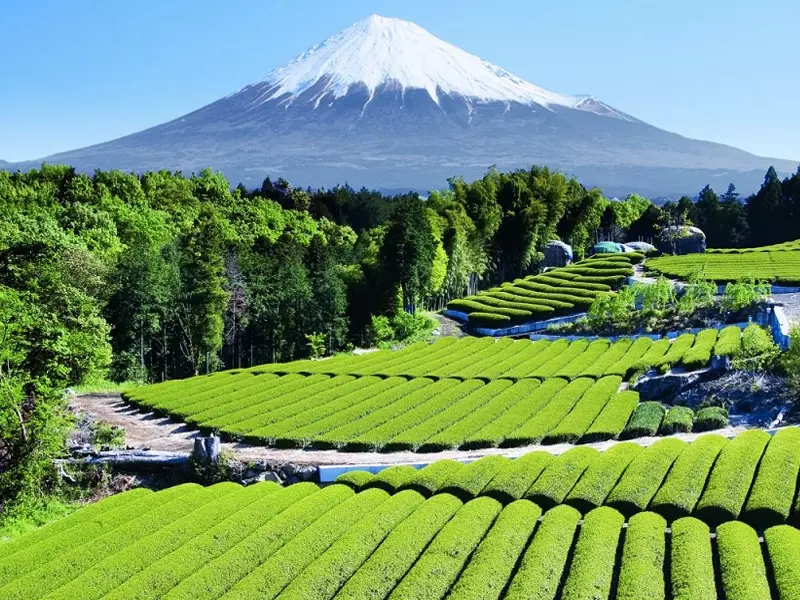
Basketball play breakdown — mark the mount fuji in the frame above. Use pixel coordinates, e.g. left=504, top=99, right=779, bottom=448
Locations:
left=8, top=15, right=797, bottom=196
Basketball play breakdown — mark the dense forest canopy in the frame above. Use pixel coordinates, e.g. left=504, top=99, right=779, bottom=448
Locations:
left=0, top=161, right=798, bottom=507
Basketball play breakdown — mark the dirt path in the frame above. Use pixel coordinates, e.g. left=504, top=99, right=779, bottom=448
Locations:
left=70, top=394, right=749, bottom=467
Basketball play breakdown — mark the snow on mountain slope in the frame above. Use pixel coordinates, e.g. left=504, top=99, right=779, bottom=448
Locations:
left=256, top=14, right=580, bottom=109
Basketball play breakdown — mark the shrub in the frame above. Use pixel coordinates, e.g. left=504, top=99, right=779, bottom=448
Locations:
left=565, top=442, right=642, bottom=513
left=654, top=333, right=696, bottom=371
left=503, top=378, right=595, bottom=446
left=334, top=494, right=463, bottom=600
left=219, top=488, right=389, bottom=600
left=481, top=451, right=554, bottom=504
left=560, top=506, right=625, bottom=600
left=616, top=512, right=667, bottom=600
left=695, top=429, right=771, bottom=525
left=447, top=500, right=542, bottom=600
left=619, top=402, right=665, bottom=439
left=102, top=483, right=313, bottom=600
left=670, top=517, right=716, bottom=600
left=503, top=504, right=581, bottom=600
left=648, top=434, right=727, bottom=521
left=605, top=438, right=687, bottom=517
left=526, top=447, right=599, bottom=509
left=276, top=490, right=424, bottom=600
left=543, top=376, right=622, bottom=444
left=399, top=460, right=466, bottom=497
left=581, top=391, right=639, bottom=442
left=716, top=521, right=772, bottom=600
left=386, top=497, right=502, bottom=600
left=693, top=406, right=729, bottom=431
left=681, top=329, right=718, bottom=370
left=463, top=379, right=565, bottom=448
left=763, top=525, right=800, bottom=600
left=439, top=456, right=511, bottom=501
left=714, top=326, right=743, bottom=357
left=658, top=406, right=694, bottom=434
left=467, top=312, right=512, bottom=328
left=734, top=324, right=779, bottom=372
left=364, top=465, right=419, bottom=493
left=742, top=427, right=800, bottom=528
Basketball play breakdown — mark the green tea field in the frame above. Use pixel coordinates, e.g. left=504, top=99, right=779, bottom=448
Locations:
left=123, top=331, right=740, bottom=451
left=3, top=429, right=800, bottom=600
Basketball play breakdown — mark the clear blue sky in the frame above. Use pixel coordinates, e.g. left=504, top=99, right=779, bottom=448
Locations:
left=1, top=0, right=797, bottom=162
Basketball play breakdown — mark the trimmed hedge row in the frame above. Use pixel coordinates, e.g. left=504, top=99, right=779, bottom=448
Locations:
left=716, top=520, right=772, bottom=600
left=695, top=429, right=771, bottom=525
left=681, top=329, right=718, bottom=370
left=620, top=401, right=666, bottom=438
left=387, top=497, right=502, bottom=600
left=581, top=391, right=640, bottom=442
left=481, top=451, right=554, bottom=504
left=543, top=375, right=622, bottom=444
left=526, top=447, right=599, bottom=509
left=693, top=406, right=729, bottom=432
left=605, top=438, right=687, bottom=517
left=9, top=477, right=800, bottom=599
left=742, top=427, right=800, bottom=528
left=649, top=434, right=727, bottom=521
left=560, top=506, right=625, bottom=600
left=714, top=325, right=743, bottom=357
left=504, top=504, right=581, bottom=600
left=565, top=442, right=642, bottom=513
left=659, top=405, right=694, bottom=434
left=447, top=500, right=541, bottom=600
left=670, top=517, right=717, bottom=600
left=439, top=456, right=511, bottom=501
left=616, top=511, right=667, bottom=600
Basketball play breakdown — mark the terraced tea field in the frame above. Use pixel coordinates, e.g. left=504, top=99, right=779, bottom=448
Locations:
left=446, top=253, right=641, bottom=327
left=339, top=428, right=800, bottom=528
left=647, top=246, right=800, bottom=285
left=3, top=433, right=800, bottom=600
left=123, top=330, right=740, bottom=451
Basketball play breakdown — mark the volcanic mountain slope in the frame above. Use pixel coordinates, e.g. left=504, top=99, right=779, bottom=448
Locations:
left=8, top=15, right=797, bottom=196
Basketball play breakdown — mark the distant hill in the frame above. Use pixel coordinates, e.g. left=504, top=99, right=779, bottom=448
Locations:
left=7, top=15, right=797, bottom=197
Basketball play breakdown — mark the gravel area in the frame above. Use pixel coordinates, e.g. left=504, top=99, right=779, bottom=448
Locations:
left=774, top=292, right=800, bottom=325
left=70, top=394, right=749, bottom=467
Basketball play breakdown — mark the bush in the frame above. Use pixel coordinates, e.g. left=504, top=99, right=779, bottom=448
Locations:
left=543, top=376, right=622, bottom=444
left=364, top=465, right=419, bottom=492
left=734, top=324, right=779, bottom=372
left=670, top=517, right=716, bottom=600
left=649, top=434, right=727, bottom=521
left=481, top=451, right=554, bottom=504
left=447, top=500, right=541, bottom=600
left=439, top=456, right=510, bottom=501
left=335, top=494, right=464, bottom=600
left=467, top=312, right=512, bottom=328
left=620, top=402, right=665, bottom=439
left=695, top=429, right=771, bottom=525
left=616, top=512, right=667, bottom=600
left=693, top=406, right=729, bottom=431
left=526, top=447, right=599, bottom=509
left=580, top=391, right=639, bottom=442
left=560, top=506, right=625, bottom=600
left=681, top=329, right=718, bottom=370
left=277, top=490, right=424, bottom=600
left=658, top=406, right=694, bottom=434
left=714, top=326, right=743, bottom=357
left=742, top=427, right=800, bottom=528
left=716, top=521, right=772, bottom=600
left=503, top=504, right=581, bottom=600
left=387, top=497, right=502, bottom=600
left=399, top=459, right=465, bottom=497
left=335, top=470, right=374, bottom=491
left=605, top=438, right=687, bottom=517
left=763, top=525, right=800, bottom=600
left=565, top=443, right=642, bottom=513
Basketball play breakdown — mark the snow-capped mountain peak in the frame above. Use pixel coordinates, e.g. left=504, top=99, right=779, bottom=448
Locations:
left=258, top=14, right=581, bottom=109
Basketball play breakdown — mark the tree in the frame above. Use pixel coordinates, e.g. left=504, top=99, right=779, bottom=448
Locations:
left=174, top=208, right=229, bottom=376
left=747, top=167, right=784, bottom=245
left=379, top=195, right=436, bottom=313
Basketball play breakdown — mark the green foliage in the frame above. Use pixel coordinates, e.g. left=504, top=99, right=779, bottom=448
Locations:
left=620, top=401, right=665, bottom=438
left=763, top=525, right=800, bottom=600
left=89, top=422, right=125, bottom=449
left=368, top=312, right=436, bottom=348
left=616, top=511, right=667, bottom=600
left=659, top=406, right=694, bottom=434
left=742, top=428, right=800, bottom=528
left=560, top=506, right=625, bottom=600
left=695, top=429, right=771, bottom=524
left=304, top=333, right=326, bottom=359
left=721, top=277, right=771, bottom=313
left=733, top=324, right=780, bottom=372
left=716, top=521, right=772, bottom=600
left=780, top=325, right=800, bottom=401
left=565, top=443, right=642, bottom=513
left=670, top=518, right=716, bottom=600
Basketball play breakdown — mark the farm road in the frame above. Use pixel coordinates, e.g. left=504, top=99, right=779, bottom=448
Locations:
left=71, top=394, right=747, bottom=467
